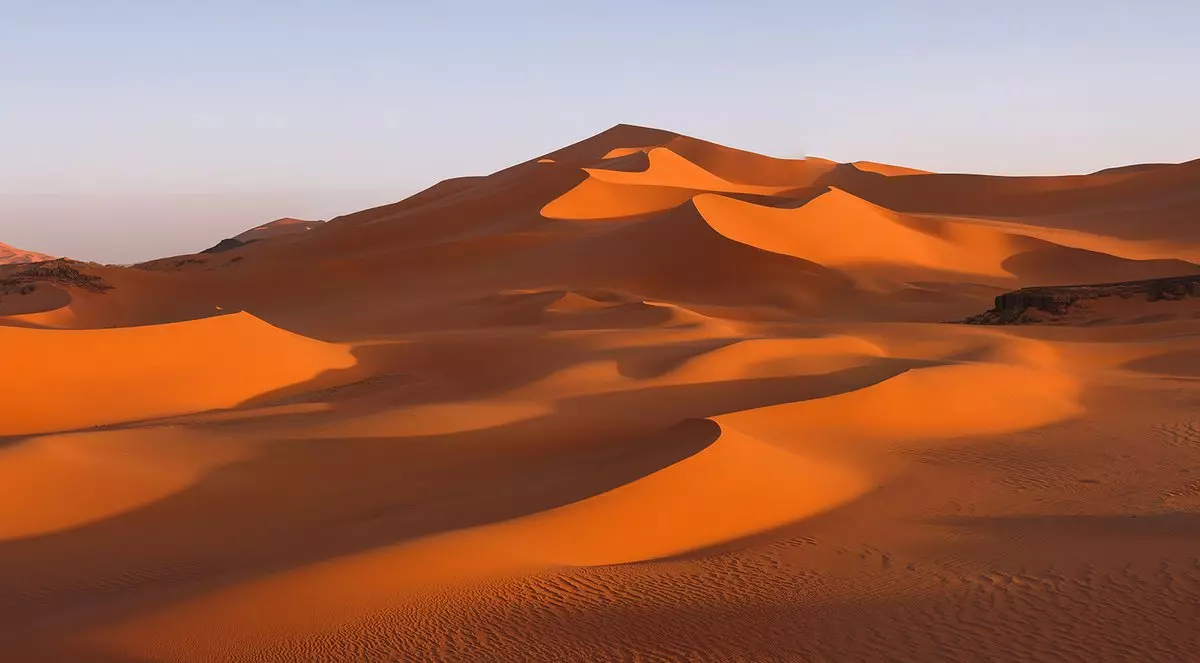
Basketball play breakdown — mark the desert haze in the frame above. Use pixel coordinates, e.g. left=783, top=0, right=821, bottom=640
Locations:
left=3, top=124, right=1200, bottom=662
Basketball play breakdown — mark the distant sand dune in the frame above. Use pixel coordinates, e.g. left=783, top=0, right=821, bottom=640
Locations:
left=0, top=241, right=53, bottom=265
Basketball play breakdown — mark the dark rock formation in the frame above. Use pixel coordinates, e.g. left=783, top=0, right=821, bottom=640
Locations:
left=201, top=238, right=253, bottom=254
left=963, top=274, right=1200, bottom=325
left=0, top=259, right=113, bottom=295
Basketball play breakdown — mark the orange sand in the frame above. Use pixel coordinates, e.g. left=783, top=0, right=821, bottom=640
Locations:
left=0, top=311, right=355, bottom=436
left=0, top=241, right=53, bottom=265
left=3, top=125, right=1200, bottom=662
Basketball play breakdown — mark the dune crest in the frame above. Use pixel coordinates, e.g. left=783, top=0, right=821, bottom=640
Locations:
left=0, top=241, right=54, bottom=265
left=695, top=188, right=1021, bottom=279
left=0, top=311, right=355, bottom=436
left=583, top=147, right=795, bottom=195
left=489, top=420, right=866, bottom=566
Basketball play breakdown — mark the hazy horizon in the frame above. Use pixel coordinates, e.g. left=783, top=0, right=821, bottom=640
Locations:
left=4, top=1, right=1198, bottom=263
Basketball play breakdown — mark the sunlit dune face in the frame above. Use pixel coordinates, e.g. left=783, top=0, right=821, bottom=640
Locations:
left=0, top=312, right=355, bottom=436
left=484, top=423, right=868, bottom=566
left=583, top=148, right=795, bottom=195
left=0, top=427, right=249, bottom=540
left=541, top=177, right=697, bottom=220
left=693, top=189, right=1022, bottom=279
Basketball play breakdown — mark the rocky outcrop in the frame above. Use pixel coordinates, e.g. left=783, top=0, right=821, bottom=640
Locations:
left=0, top=259, right=112, bottom=295
left=964, top=274, right=1200, bottom=324
left=200, top=218, right=323, bottom=254
left=201, top=238, right=251, bottom=254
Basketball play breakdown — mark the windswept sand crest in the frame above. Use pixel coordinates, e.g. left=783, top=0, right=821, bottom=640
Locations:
left=541, top=177, right=697, bottom=220
left=851, top=160, right=931, bottom=176
left=0, top=311, right=355, bottom=436
left=0, top=241, right=54, bottom=265
left=695, top=188, right=1021, bottom=278
left=582, top=147, right=795, bottom=195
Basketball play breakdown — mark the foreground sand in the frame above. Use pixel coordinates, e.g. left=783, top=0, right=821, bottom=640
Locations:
left=2, top=126, right=1199, bottom=661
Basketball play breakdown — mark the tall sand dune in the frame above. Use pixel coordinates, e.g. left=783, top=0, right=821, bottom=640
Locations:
left=0, top=241, right=53, bottom=265
left=5, top=125, right=1200, bottom=662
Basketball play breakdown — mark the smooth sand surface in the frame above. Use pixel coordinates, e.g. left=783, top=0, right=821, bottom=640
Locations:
left=0, top=311, right=356, bottom=436
left=2, top=125, right=1199, bottom=662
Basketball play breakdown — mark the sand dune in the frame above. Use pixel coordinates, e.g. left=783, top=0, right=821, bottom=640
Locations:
left=70, top=328, right=1084, bottom=663
left=0, top=241, right=53, bottom=265
left=582, top=147, right=796, bottom=195
left=851, top=160, right=931, bottom=176
left=541, top=177, right=697, bottom=220
left=696, top=187, right=1021, bottom=279
left=0, top=311, right=355, bottom=436
left=826, top=157, right=1200, bottom=243
left=0, top=426, right=248, bottom=541
left=4, top=125, right=1200, bottom=662
left=232, top=217, right=324, bottom=243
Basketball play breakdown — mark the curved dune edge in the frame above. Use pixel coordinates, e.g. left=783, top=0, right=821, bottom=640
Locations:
left=1, top=298, right=80, bottom=328
left=503, top=334, right=887, bottom=402
left=0, top=282, right=73, bottom=320
left=312, top=401, right=554, bottom=439
left=83, top=418, right=868, bottom=660
left=586, top=148, right=793, bottom=195
left=541, top=177, right=697, bottom=220
left=718, top=335, right=1083, bottom=455
left=661, top=137, right=838, bottom=187
left=481, top=420, right=863, bottom=567
left=0, top=311, right=356, bottom=436
left=540, top=145, right=808, bottom=220
left=954, top=214, right=1200, bottom=264
left=0, top=426, right=249, bottom=541
left=600, top=146, right=652, bottom=160
left=852, top=161, right=931, bottom=176
left=693, top=189, right=1022, bottom=279
left=663, top=336, right=888, bottom=382
left=82, top=340, right=1083, bottom=661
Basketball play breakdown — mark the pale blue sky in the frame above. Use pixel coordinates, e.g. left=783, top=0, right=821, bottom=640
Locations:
left=2, top=1, right=1197, bottom=263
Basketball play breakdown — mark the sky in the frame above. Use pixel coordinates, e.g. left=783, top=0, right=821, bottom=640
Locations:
left=2, top=0, right=1198, bottom=263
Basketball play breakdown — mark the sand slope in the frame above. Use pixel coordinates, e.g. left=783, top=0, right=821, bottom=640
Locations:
left=0, top=241, right=53, bottom=265
left=4, top=125, right=1200, bottom=662
left=0, top=311, right=355, bottom=436
left=232, top=217, right=324, bottom=243
left=0, top=426, right=248, bottom=541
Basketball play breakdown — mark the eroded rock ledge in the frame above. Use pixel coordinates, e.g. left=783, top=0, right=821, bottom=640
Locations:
left=963, top=274, right=1200, bottom=325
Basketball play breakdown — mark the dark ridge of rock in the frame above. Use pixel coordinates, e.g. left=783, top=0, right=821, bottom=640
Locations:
left=201, top=237, right=255, bottom=254
left=0, top=259, right=113, bottom=295
left=962, top=274, right=1200, bottom=325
